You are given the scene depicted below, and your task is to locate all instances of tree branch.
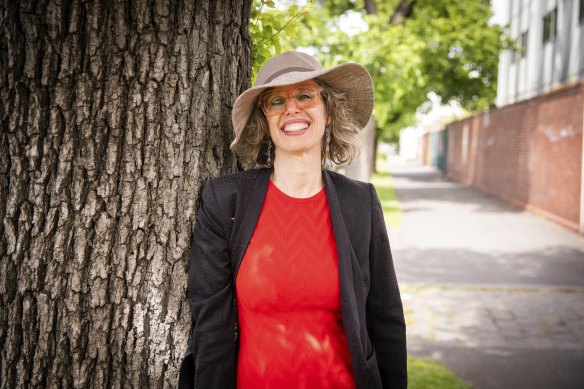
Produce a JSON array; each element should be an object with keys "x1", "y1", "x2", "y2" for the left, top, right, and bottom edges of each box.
[
  {"x1": 389, "y1": 0, "x2": 416, "y2": 25},
  {"x1": 364, "y1": 0, "x2": 378, "y2": 15}
]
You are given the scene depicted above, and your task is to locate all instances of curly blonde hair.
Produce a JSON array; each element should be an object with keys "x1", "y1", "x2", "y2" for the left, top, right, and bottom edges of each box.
[{"x1": 231, "y1": 79, "x2": 364, "y2": 169}]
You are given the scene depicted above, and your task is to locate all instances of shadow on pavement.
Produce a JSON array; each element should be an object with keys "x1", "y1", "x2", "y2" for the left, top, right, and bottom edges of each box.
[{"x1": 394, "y1": 246, "x2": 584, "y2": 288}]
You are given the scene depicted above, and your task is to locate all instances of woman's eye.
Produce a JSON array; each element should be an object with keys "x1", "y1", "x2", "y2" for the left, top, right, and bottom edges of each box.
[
  {"x1": 297, "y1": 94, "x2": 312, "y2": 101},
  {"x1": 269, "y1": 97, "x2": 285, "y2": 106}
]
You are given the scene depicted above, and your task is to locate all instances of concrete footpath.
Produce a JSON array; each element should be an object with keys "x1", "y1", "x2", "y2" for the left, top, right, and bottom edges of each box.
[{"x1": 386, "y1": 158, "x2": 584, "y2": 389}]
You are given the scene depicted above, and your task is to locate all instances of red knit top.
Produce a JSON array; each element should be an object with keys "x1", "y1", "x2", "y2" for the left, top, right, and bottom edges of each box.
[{"x1": 235, "y1": 181, "x2": 356, "y2": 389}]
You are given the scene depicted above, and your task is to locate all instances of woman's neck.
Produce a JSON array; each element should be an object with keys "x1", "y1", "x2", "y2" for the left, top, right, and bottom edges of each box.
[{"x1": 271, "y1": 152, "x2": 323, "y2": 198}]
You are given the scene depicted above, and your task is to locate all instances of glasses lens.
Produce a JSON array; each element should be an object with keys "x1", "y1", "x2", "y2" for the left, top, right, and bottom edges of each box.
[
  {"x1": 292, "y1": 87, "x2": 318, "y2": 107},
  {"x1": 261, "y1": 83, "x2": 321, "y2": 115},
  {"x1": 263, "y1": 92, "x2": 286, "y2": 114}
]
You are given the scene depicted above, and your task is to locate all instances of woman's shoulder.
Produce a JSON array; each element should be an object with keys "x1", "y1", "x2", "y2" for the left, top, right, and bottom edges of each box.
[
  {"x1": 204, "y1": 168, "x2": 270, "y2": 195},
  {"x1": 324, "y1": 169, "x2": 374, "y2": 211},
  {"x1": 325, "y1": 169, "x2": 372, "y2": 193}
]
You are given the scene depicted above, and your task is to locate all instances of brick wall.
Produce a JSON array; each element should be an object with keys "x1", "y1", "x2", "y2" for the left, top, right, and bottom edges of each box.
[{"x1": 446, "y1": 81, "x2": 583, "y2": 231}]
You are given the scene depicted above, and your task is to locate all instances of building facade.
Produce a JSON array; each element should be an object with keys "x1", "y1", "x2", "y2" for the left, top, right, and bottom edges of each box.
[
  {"x1": 496, "y1": 0, "x2": 584, "y2": 106},
  {"x1": 429, "y1": 0, "x2": 584, "y2": 233}
]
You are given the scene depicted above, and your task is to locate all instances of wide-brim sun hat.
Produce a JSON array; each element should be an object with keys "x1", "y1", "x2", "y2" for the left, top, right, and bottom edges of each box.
[{"x1": 230, "y1": 50, "x2": 374, "y2": 149}]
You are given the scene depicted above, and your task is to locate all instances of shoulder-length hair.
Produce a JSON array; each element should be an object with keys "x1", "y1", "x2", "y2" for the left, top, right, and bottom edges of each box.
[{"x1": 231, "y1": 79, "x2": 364, "y2": 169}]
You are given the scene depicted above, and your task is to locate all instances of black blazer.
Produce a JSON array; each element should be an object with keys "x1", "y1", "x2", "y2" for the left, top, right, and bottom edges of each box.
[{"x1": 180, "y1": 168, "x2": 407, "y2": 389}]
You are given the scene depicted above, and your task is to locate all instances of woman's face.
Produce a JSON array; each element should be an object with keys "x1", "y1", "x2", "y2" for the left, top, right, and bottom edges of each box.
[{"x1": 261, "y1": 80, "x2": 329, "y2": 160}]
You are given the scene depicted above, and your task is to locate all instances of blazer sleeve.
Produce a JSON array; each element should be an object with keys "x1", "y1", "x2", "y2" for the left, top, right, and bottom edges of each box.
[
  {"x1": 186, "y1": 181, "x2": 236, "y2": 388},
  {"x1": 366, "y1": 183, "x2": 407, "y2": 389}
]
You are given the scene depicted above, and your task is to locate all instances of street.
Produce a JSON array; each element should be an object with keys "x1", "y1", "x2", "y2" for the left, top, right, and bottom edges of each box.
[{"x1": 388, "y1": 159, "x2": 584, "y2": 389}]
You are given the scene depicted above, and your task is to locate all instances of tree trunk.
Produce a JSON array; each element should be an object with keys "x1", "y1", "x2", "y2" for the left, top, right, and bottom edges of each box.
[
  {"x1": 0, "y1": 0, "x2": 252, "y2": 387},
  {"x1": 343, "y1": 117, "x2": 376, "y2": 182}
]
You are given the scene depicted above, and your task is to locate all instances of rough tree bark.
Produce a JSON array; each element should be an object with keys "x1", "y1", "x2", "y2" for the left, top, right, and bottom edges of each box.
[{"x1": 0, "y1": 0, "x2": 252, "y2": 387}]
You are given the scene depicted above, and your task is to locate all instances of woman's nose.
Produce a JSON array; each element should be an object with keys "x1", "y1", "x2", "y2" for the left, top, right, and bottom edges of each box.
[{"x1": 284, "y1": 97, "x2": 300, "y2": 114}]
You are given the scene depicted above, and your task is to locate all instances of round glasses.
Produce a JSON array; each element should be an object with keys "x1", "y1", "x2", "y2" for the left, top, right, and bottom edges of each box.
[{"x1": 259, "y1": 82, "x2": 323, "y2": 116}]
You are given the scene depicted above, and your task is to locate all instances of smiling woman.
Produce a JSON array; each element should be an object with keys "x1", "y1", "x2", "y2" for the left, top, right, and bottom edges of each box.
[{"x1": 181, "y1": 51, "x2": 407, "y2": 389}]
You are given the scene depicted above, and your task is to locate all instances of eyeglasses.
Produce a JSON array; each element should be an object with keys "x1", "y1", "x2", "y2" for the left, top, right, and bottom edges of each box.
[{"x1": 259, "y1": 82, "x2": 323, "y2": 116}]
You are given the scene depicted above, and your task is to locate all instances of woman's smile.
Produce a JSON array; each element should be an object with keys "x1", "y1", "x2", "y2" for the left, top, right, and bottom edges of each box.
[{"x1": 280, "y1": 119, "x2": 311, "y2": 135}]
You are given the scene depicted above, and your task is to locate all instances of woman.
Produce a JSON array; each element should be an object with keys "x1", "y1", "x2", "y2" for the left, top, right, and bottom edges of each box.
[{"x1": 180, "y1": 51, "x2": 406, "y2": 389}]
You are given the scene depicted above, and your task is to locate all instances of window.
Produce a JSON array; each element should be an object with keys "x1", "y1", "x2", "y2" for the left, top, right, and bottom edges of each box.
[
  {"x1": 543, "y1": 8, "x2": 557, "y2": 43},
  {"x1": 511, "y1": 30, "x2": 528, "y2": 63},
  {"x1": 520, "y1": 30, "x2": 528, "y2": 59}
]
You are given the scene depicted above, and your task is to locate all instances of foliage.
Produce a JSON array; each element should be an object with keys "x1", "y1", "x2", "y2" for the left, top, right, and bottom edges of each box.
[
  {"x1": 249, "y1": 0, "x2": 506, "y2": 142},
  {"x1": 249, "y1": 0, "x2": 315, "y2": 81},
  {"x1": 409, "y1": 0, "x2": 504, "y2": 112}
]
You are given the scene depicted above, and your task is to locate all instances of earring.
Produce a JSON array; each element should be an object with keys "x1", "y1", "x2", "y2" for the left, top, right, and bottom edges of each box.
[
  {"x1": 325, "y1": 126, "x2": 331, "y2": 158},
  {"x1": 266, "y1": 137, "x2": 272, "y2": 166}
]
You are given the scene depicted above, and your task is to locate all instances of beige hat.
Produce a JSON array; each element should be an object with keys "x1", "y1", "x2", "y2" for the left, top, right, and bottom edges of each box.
[{"x1": 230, "y1": 51, "x2": 374, "y2": 149}]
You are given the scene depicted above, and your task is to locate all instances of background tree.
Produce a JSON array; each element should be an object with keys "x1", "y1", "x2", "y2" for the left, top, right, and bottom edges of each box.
[
  {"x1": 251, "y1": 0, "x2": 506, "y2": 143},
  {"x1": 0, "y1": 0, "x2": 252, "y2": 387}
]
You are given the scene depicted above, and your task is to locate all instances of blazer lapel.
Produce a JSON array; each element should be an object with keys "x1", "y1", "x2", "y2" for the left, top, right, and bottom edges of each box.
[
  {"x1": 323, "y1": 169, "x2": 358, "y2": 302},
  {"x1": 322, "y1": 171, "x2": 362, "y2": 359},
  {"x1": 232, "y1": 168, "x2": 272, "y2": 278},
  {"x1": 323, "y1": 170, "x2": 368, "y2": 388}
]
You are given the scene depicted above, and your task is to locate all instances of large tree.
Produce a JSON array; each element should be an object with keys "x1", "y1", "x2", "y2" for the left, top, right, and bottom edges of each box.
[{"x1": 0, "y1": 0, "x2": 252, "y2": 387}]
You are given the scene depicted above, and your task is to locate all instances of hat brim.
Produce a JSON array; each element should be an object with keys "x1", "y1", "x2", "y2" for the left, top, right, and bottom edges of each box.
[{"x1": 230, "y1": 62, "x2": 374, "y2": 150}]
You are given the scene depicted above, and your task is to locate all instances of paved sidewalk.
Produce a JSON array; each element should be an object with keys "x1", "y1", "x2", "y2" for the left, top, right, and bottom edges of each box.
[
  {"x1": 403, "y1": 285, "x2": 584, "y2": 351},
  {"x1": 386, "y1": 158, "x2": 584, "y2": 389}
]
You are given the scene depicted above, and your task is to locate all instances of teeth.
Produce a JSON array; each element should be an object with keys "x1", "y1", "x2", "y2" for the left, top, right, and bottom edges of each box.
[{"x1": 283, "y1": 123, "x2": 309, "y2": 132}]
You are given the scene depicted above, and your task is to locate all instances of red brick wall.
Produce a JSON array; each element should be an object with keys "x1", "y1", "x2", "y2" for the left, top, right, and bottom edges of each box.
[{"x1": 446, "y1": 81, "x2": 583, "y2": 231}]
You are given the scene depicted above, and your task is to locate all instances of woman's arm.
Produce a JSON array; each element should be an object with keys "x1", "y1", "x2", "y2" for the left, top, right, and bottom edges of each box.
[
  {"x1": 366, "y1": 183, "x2": 407, "y2": 389},
  {"x1": 186, "y1": 181, "x2": 236, "y2": 388}
]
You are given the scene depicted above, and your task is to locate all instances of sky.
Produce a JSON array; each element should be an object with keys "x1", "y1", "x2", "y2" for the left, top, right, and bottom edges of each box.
[{"x1": 490, "y1": 0, "x2": 508, "y2": 26}]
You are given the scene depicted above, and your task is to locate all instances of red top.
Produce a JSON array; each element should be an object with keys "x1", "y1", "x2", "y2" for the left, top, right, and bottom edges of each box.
[{"x1": 236, "y1": 181, "x2": 356, "y2": 389}]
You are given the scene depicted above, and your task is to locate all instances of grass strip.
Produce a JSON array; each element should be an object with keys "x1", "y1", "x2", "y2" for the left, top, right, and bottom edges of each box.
[
  {"x1": 408, "y1": 356, "x2": 473, "y2": 389},
  {"x1": 370, "y1": 171, "x2": 402, "y2": 228}
]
